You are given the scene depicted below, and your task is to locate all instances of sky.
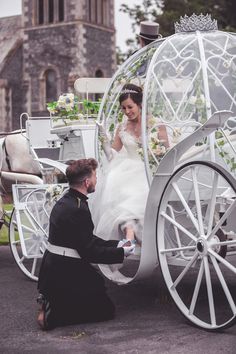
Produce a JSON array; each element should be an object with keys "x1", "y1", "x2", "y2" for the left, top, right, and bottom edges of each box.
[{"x1": 0, "y1": 0, "x2": 143, "y2": 51}]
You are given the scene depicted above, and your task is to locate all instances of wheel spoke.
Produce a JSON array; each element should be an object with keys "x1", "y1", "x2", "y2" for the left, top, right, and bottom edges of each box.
[
  {"x1": 11, "y1": 239, "x2": 21, "y2": 245},
  {"x1": 210, "y1": 254, "x2": 236, "y2": 315},
  {"x1": 191, "y1": 166, "x2": 205, "y2": 236},
  {"x1": 206, "y1": 172, "x2": 219, "y2": 236},
  {"x1": 19, "y1": 255, "x2": 25, "y2": 264},
  {"x1": 203, "y1": 256, "x2": 216, "y2": 326},
  {"x1": 161, "y1": 211, "x2": 197, "y2": 242},
  {"x1": 211, "y1": 239, "x2": 236, "y2": 247},
  {"x1": 159, "y1": 245, "x2": 196, "y2": 254},
  {"x1": 172, "y1": 182, "x2": 200, "y2": 233},
  {"x1": 170, "y1": 252, "x2": 199, "y2": 290},
  {"x1": 189, "y1": 260, "x2": 204, "y2": 315},
  {"x1": 207, "y1": 199, "x2": 236, "y2": 241},
  {"x1": 208, "y1": 249, "x2": 236, "y2": 275},
  {"x1": 21, "y1": 224, "x2": 37, "y2": 234},
  {"x1": 31, "y1": 256, "x2": 38, "y2": 276}
]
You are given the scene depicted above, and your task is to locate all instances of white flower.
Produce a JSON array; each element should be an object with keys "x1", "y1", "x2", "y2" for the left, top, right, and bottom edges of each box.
[
  {"x1": 153, "y1": 145, "x2": 166, "y2": 156},
  {"x1": 77, "y1": 113, "x2": 84, "y2": 120},
  {"x1": 57, "y1": 93, "x2": 75, "y2": 110},
  {"x1": 200, "y1": 94, "x2": 205, "y2": 103},
  {"x1": 189, "y1": 95, "x2": 197, "y2": 105},
  {"x1": 46, "y1": 184, "x2": 64, "y2": 203},
  {"x1": 148, "y1": 116, "x2": 159, "y2": 127},
  {"x1": 223, "y1": 60, "x2": 230, "y2": 68}
]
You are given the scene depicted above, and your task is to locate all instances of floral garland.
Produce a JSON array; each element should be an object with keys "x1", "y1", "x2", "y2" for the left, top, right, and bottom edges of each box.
[
  {"x1": 47, "y1": 93, "x2": 101, "y2": 124},
  {"x1": 45, "y1": 184, "x2": 65, "y2": 205}
]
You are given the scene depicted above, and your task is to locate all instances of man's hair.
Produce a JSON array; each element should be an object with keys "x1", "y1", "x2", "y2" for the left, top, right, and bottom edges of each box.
[{"x1": 65, "y1": 158, "x2": 98, "y2": 187}]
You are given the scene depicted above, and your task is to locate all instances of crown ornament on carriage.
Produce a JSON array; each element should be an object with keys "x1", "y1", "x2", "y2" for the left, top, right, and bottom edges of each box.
[{"x1": 175, "y1": 13, "x2": 218, "y2": 33}]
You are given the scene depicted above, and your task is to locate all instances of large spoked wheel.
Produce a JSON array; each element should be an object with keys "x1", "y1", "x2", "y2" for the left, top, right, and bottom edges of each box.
[
  {"x1": 157, "y1": 161, "x2": 236, "y2": 330},
  {"x1": 9, "y1": 189, "x2": 51, "y2": 281}
]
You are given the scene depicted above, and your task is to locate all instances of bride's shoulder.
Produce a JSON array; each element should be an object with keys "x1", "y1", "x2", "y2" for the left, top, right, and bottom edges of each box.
[{"x1": 117, "y1": 116, "x2": 128, "y2": 130}]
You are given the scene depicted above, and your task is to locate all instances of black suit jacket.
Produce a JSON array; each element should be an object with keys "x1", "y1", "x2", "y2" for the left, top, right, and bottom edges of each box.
[
  {"x1": 38, "y1": 188, "x2": 124, "y2": 298},
  {"x1": 48, "y1": 188, "x2": 124, "y2": 264}
]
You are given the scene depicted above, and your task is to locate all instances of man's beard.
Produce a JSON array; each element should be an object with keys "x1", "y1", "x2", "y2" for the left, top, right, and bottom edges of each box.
[{"x1": 87, "y1": 184, "x2": 95, "y2": 194}]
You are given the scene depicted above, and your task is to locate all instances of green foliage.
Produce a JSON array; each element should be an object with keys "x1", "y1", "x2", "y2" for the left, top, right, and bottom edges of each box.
[
  {"x1": 118, "y1": 0, "x2": 236, "y2": 57},
  {"x1": 0, "y1": 224, "x2": 9, "y2": 245},
  {"x1": 47, "y1": 94, "x2": 101, "y2": 122},
  {"x1": 0, "y1": 204, "x2": 12, "y2": 245},
  {"x1": 81, "y1": 99, "x2": 101, "y2": 115}
]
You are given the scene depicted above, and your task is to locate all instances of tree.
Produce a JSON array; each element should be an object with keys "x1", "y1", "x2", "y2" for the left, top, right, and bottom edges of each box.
[{"x1": 119, "y1": 0, "x2": 236, "y2": 59}]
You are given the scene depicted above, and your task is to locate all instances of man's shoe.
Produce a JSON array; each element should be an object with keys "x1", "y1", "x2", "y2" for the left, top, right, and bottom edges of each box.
[{"x1": 37, "y1": 308, "x2": 48, "y2": 330}]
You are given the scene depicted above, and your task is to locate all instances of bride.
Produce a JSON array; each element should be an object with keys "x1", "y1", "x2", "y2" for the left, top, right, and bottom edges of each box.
[{"x1": 91, "y1": 83, "x2": 149, "y2": 244}]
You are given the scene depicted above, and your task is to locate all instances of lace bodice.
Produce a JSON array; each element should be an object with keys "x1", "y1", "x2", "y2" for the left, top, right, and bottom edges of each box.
[{"x1": 118, "y1": 123, "x2": 142, "y2": 158}]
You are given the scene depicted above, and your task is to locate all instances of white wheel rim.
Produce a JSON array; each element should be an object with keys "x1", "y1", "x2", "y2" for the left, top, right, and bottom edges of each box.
[{"x1": 157, "y1": 162, "x2": 236, "y2": 329}]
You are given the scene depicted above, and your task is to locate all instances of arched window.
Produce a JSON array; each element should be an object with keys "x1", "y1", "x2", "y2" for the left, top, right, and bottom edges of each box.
[
  {"x1": 37, "y1": 0, "x2": 64, "y2": 25},
  {"x1": 95, "y1": 69, "x2": 104, "y2": 101},
  {"x1": 48, "y1": 0, "x2": 54, "y2": 23},
  {"x1": 88, "y1": 0, "x2": 108, "y2": 25},
  {"x1": 38, "y1": 0, "x2": 44, "y2": 24},
  {"x1": 95, "y1": 69, "x2": 104, "y2": 78},
  {"x1": 58, "y1": 0, "x2": 64, "y2": 22},
  {"x1": 45, "y1": 69, "x2": 57, "y2": 102}
]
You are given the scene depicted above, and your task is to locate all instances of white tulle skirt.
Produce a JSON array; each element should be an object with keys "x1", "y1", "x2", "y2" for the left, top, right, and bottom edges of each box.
[{"x1": 90, "y1": 151, "x2": 149, "y2": 242}]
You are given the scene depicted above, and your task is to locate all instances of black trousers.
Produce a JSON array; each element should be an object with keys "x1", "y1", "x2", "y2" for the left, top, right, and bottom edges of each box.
[{"x1": 45, "y1": 292, "x2": 115, "y2": 328}]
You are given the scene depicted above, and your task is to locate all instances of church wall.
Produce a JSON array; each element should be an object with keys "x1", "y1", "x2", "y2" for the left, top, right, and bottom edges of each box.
[
  {"x1": 1, "y1": 45, "x2": 24, "y2": 130},
  {"x1": 24, "y1": 24, "x2": 81, "y2": 115},
  {"x1": 0, "y1": 0, "x2": 117, "y2": 125},
  {"x1": 84, "y1": 25, "x2": 116, "y2": 77}
]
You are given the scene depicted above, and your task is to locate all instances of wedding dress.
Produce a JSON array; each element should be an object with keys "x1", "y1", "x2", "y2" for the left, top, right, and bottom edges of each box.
[{"x1": 91, "y1": 122, "x2": 149, "y2": 243}]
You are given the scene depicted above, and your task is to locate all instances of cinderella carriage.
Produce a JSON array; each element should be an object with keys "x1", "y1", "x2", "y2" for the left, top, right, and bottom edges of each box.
[{"x1": 8, "y1": 14, "x2": 236, "y2": 330}]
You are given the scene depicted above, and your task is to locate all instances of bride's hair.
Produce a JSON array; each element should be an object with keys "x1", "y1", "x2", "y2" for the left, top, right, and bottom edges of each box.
[{"x1": 119, "y1": 83, "x2": 143, "y2": 106}]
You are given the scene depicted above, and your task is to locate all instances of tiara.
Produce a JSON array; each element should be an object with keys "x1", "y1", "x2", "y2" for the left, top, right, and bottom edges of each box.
[{"x1": 120, "y1": 89, "x2": 138, "y2": 94}]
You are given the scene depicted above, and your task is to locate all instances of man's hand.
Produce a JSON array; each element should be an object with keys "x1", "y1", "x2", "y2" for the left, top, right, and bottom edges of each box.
[{"x1": 123, "y1": 244, "x2": 135, "y2": 257}]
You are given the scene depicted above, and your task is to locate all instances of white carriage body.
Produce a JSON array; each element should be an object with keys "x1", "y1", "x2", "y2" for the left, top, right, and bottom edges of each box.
[{"x1": 6, "y1": 16, "x2": 236, "y2": 330}]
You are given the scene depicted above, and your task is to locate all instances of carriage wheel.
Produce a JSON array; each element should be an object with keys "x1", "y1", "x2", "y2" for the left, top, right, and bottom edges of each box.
[
  {"x1": 157, "y1": 161, "x2": 236, "y2": 330},
  {"x1": 9, "y1": 189, "x2": 51, "y2": 281}
]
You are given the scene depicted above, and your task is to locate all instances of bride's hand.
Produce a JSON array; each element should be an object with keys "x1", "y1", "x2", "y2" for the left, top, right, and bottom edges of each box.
[{"x1": 96, "y1": 120, "x2": 107, "y2": 138}]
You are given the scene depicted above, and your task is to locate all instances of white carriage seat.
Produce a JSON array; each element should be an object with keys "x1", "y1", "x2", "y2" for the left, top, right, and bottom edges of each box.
[
  {"x1": 74, "y1": 77, "x2": 111, "y2": 97},
  {"x1": 25, "y1": 115, "x2": 61, "y2": 162}
]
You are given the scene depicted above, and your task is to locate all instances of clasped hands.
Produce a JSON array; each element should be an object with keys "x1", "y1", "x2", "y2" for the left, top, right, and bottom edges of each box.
[{"x1": 117, "y1": 239, "x2": 136, "y2": 257}]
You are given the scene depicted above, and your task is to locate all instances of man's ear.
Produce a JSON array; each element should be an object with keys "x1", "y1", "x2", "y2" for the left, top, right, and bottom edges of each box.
[{"x1": 84, "y1": 178, "x2": 90, "y2": 189}]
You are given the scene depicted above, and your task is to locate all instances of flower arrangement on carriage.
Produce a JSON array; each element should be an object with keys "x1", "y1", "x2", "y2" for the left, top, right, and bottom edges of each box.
[{"x1": 47, "y1": 92, "x2": 101, "y2": 127}]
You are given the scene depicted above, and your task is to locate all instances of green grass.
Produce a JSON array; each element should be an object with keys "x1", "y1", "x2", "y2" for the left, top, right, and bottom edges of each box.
[
  {"x1": 0, "y1": 204, "x2": 13, "y2": 245},
  {"x1": 0, "y1": 224, "x2": 9, "y2": 245}
]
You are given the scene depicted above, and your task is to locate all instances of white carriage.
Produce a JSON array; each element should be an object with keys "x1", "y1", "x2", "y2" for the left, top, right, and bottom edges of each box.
[{"x1": 5, "y1": 14, "x2": 236, "y2": 330}]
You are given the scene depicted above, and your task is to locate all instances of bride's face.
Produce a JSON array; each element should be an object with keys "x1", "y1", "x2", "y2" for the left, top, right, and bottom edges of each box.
[{"x1": 121, "y1": 98, "x2": 141, "y2": 121}]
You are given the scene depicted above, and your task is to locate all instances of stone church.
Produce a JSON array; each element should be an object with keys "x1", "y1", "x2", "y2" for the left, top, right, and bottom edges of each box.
[{"x1": 0, "y1": 0, "x2": 116, "y2": 131}]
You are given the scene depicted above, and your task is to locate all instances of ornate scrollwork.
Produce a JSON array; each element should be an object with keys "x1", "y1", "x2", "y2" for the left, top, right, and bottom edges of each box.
[{"x1": 175, "y1": 13, "x2": 218, "y2": 33}]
